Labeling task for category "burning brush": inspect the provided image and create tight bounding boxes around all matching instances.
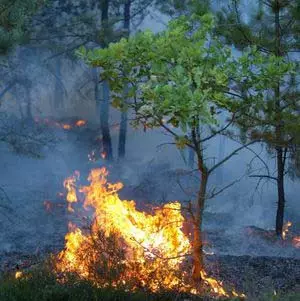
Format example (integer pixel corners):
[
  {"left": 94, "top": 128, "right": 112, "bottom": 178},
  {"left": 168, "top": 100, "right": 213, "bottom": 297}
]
[{"left": 56, "top": 167, "right": 245, "bottom": 298}]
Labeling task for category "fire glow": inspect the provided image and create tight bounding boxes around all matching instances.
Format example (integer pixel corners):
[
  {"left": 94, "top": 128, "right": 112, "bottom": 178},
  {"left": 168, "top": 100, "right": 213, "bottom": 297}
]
[
  {"left": 34, "top": 117, "right": 87, "bottom": 130},
  {"left": 56, "top": 167, "right": 243, "bottom": 297}
]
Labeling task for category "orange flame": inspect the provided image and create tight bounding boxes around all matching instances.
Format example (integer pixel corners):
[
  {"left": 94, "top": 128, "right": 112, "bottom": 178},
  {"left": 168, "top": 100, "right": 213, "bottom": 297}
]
[
  {"left": 15, "top": 271, "right": 23, "bottom": 279},
  {"left": 62, "top": 124, "right": 72, "bottom": 130},
  {"left": 57, "top": 167, "right": 242, "bottom": 297},
  {"left": 76, "top": 120, "right": 86, "bottom": 127},
  {"left": 63, "top": 171, "right": 80, "bottom": 212},
  {"left": 282, "top": 221, "right": 292, "bottom": 240}
]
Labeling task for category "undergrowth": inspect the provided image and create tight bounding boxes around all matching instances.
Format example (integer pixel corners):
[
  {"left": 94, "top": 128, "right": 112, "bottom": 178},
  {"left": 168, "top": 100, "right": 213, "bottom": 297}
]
[{"left": 0, "top": 262, "right": 298, "bottom": 301}]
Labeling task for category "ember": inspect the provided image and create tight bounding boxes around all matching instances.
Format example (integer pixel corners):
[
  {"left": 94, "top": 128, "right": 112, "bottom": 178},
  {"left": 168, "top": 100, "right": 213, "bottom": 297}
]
[
  {"left": 282, "top": 221, "right": 292, "bottom": 240},
  {"left": 34, "top": 117, "right": 87, "bottom": 130},
  {"left": 56, "top": 167, "right": 243, "bottom": 297},
  {"left": 15, "top": 271, "right": 23, "bottom": 279},
  {"left": 292, "top": 237, "right": 300, "bottom": 248},
  {"left": 75, "top": 120, "right": 87, "bottom": 127}
]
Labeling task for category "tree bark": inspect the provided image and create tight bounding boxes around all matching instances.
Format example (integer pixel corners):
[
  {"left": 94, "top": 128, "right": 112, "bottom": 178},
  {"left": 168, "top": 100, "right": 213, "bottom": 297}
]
[
  {"left": 276, "top": 147, "right": 285, "bottom": 236},
  {"left": 101, "top": 80, "right": 113, "bottom": 160},
  {"left": 274, "top": 1, "right": 285, "bottom": 237},
  {"left": 100, "top": 0, "right": 113, "bottom": 161},
  {"left": 192, "top": 154, "right": 208, "bottom": 282},
  {"left": 118, "top": 0, "right": 131, "bottom": 159}
]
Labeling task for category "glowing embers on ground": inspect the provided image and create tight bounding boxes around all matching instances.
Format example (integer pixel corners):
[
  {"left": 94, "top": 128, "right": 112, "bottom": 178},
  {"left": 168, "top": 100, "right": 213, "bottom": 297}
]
[
  {"left": 56, "top": 167, "right": 240, "bottom": 297},
  {"left": 34, "top": 117, "right": 87, "bottom": 130},
  {"left": 282, "top": 221, "right": 300, "bottom": 248},
  {"left": 282, "top": 221, "right": 292, "bottom": 240}
]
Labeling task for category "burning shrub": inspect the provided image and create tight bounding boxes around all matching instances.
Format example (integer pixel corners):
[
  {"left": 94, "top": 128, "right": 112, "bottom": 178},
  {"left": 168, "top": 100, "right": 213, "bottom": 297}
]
[
  {"left": 55, "top": 167, "right": 243, "bottom": 298},
  {"left": 56, "top": 167, "right": 193, "bottom": 293},
  {"left": 57, "top": 227, "right": 127, "bottom": 288}
]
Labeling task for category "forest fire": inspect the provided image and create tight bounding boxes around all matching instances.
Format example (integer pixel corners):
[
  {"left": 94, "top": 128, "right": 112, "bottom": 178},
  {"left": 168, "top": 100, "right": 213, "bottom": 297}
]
[
  {"left": 34, "top": 117, "right": 87, "bottom": 130},
  {"left": 56, "top": 167, "right": 241, "bottom": 297}
]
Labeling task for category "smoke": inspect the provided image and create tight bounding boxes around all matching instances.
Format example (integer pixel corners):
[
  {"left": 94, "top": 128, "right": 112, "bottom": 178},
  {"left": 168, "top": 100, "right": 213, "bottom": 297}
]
[{"left": 0, "top": 2, "right": 299, "bottom": 260}]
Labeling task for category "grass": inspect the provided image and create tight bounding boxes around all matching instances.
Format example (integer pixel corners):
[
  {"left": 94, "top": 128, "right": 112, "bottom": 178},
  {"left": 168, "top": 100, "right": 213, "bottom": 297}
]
[
  {"left": 0, "top": 263, "right": 206, "bottom": 301},
  {"left": 0, "top": 263, "right": 298, "bottom": 301}
]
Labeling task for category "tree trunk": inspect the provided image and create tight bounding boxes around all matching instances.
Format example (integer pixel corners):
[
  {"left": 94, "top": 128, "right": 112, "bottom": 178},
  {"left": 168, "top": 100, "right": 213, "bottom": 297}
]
[
  {"left": 100, "top": 0, "right": 113, "bottom": 161},
  {"left": 101, "top": 80, "right": 113, "bottom": 161},
  {"left": 192, "top": 169, "right": 208, "bottom": 282},
  {"left": 118, "top": 0, "right": 131, "bottom": 159},
  {"left": 276, "top": 147, "right": 285, "bottom": 236},
  {"left": 274, "top": 1, "right": 285, "bottom": 237},
  {"left": 118, "top": 106, "right": 127, "bottom": 159}
]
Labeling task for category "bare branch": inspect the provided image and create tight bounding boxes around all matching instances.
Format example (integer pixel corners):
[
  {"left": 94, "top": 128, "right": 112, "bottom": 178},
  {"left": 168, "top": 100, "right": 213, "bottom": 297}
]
[
  {"left": 249, "top": 175, "right": 277, "bottom": 181},
  {"left": 208, "top": 140, "right": 260, "bottom": 175}
]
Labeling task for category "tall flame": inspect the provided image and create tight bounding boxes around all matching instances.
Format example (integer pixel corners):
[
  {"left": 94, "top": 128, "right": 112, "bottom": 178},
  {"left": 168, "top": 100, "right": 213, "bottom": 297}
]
[
  {"left": 57, "top": 167, "right": 240, "bottom": 297},
  {"left": 63, "top": 171, "right": 80, "bottom": 212}
]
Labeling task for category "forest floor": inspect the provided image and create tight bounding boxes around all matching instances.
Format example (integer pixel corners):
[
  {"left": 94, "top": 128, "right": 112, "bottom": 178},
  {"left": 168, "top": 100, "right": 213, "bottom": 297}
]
[{"left": 0, "top": 251, "right": 299, "bottom": 300}]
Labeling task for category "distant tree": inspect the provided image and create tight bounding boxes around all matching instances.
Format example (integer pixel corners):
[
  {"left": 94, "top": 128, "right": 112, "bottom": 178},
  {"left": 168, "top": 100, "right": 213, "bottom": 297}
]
[
  {"left": 216, "top": 0, "right": 300, "bottom": 237},
  {"left": 155, "top": 0, "right": 211, "bottom": 18},
  {"left": 0, "top": 0, "right": 47, "bottom": 54},
  {"left": 77, "top": 14, "right": 291, "bottom": 282}
]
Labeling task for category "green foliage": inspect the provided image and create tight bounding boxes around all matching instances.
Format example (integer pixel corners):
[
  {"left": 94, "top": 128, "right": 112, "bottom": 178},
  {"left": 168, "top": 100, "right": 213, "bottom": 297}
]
[
  {"left": 155, "top": 0, "right": 211, "bottom": 18},
  {"left": 0, "top": 0, "right": 47, "bottom": 54},
  {"left": 216, "top": 0, "right": 300, "bottom": 175},
  {"left": 77, "top": 12, "right": 293, "bottom": 155}
]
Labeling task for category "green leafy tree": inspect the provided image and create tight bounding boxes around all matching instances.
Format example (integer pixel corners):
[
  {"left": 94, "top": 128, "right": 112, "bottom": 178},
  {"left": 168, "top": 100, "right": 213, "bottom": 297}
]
[
  {"left": 216, "top": 0, "right": 300, "bottom": 237},
  {"left": 77, "top": 13, "right": 292, "bottom": 282},
  {"left": 0, "top": 0, "right": 47, "bottom": 54}
]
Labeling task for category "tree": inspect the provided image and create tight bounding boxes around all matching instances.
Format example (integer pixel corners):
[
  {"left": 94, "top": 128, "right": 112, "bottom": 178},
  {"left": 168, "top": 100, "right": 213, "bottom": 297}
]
[
  {"left": 77, "top": 14, "right": 290, "bottom": 282},
  {"left": 216, "top": 0, "right": 300, "bottom": 237},
  {"left": 0, "top": 0, "right": 46, "bottom": 54},
  {"left": 117, "top": 0, "right": 131, "bottom": 159}
]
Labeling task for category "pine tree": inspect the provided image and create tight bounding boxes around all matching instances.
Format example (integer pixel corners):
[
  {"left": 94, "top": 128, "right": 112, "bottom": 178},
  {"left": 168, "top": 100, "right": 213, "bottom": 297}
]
[
  {"left": 216, "top": 0, "right": 300, "bottom": 237},
  {"left": 0, "top": 0, "right": 46, "bottom": 54}
]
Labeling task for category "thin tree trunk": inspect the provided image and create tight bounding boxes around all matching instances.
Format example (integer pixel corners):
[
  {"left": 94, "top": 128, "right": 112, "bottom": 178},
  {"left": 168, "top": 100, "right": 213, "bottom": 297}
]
[
  {"left": 118, "top": 0, "right": 131, "bottom": 159},
  {"left": 192, "top": 170, "right": 208, "bottom": 281},
  {"left": 274, "top": 1, "right": 285, "bottom": 237},
  {"left": 100, "top": 0, "right": 113, "bottom": 161},
  {"left": 101, "top": 80, "right": 113, "bottom": 160},
  {"left": 276, "top": 147, "right": 285, "bottom": 236}
]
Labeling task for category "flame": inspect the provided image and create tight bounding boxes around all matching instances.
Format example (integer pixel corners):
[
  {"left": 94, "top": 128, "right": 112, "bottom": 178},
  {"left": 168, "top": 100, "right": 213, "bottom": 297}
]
[
  {"left": 63, "top": 171, "right": 80, "bottom": 212},
  {"left": 76, "top": 120, "right": 86, "bottom": 127},
  {"left": 282, "top": 221, "right": 292, "bottom": 239},
  {"left": 15, "top": 271, "right": 23, "bottom": 279},
  {"left": 101, "top": 152, "right": 106, "bottom": 159},
  {"left": 56, "top": 167, "right": 242, "bottom": 297},
  {"left": 34, "top": 117, "right": 87, "bottom": 130},
  {"left": 62, "top": 124, "right": 72, "bottom": 130},
  {"left": 292, "top": 236, "right": 300, "bottom": 248}
]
